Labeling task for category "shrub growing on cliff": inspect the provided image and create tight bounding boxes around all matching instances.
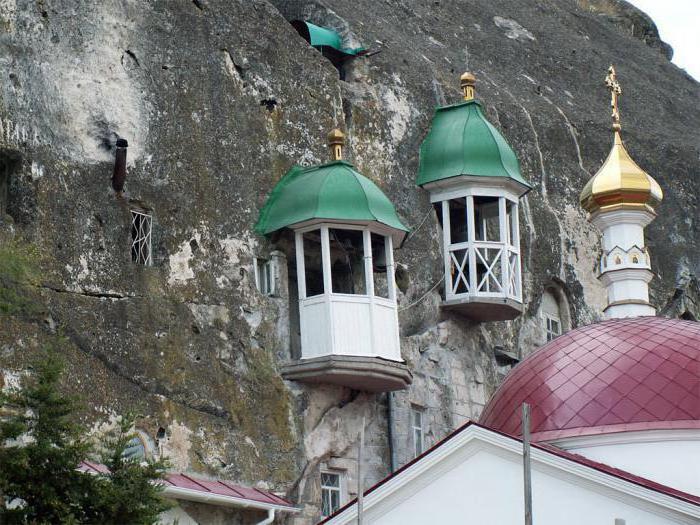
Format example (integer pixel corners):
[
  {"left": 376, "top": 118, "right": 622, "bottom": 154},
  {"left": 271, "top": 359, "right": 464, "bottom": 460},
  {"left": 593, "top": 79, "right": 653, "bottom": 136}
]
[
  {"left": 0, "top": 240, "right": 40, "bottom": 315},
  {"left": 0, "top": 350, "right": 170, "bottom": 524}
]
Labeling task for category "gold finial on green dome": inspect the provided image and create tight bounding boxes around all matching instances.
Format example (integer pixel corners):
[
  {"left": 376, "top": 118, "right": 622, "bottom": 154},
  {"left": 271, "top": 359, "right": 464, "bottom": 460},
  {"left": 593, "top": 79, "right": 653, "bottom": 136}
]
[
  {"left": 460, "top": 72, "right": 476, "bottom": 101},
  {"left": 328, "top": 128, "right": 345, "bottom": 161}
]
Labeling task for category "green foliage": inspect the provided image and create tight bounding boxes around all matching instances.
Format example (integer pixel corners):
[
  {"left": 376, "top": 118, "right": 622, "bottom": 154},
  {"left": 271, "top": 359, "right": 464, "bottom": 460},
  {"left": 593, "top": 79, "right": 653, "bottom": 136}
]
[
  {"left": 0, "top": 349, "right": 170, "bottom": 524},
  {"left": 92, "top": 416, "right": 171, "bottom": 525},
  {"left": 0, "top": 240, "right": 40, "bottom": 315}
]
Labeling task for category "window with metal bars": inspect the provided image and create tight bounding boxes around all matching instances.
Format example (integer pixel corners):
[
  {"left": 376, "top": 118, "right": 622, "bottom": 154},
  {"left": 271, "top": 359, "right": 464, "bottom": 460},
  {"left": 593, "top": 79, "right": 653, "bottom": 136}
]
[
  {"left": 320, "top": 471, "right": 342, "bottom": 517},
  {"left": 130, "top": 210, "right": 152, "bottom": 265}
]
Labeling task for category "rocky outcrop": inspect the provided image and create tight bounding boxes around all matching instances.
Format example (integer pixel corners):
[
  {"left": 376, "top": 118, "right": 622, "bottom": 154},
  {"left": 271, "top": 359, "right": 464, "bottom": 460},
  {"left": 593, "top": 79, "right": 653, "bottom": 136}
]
[
  {"left": 0, "top": 0, "right": 697, "bottom": 522},
  {"left": 577, "top": 0, "right": 674, "bottom": 60}
]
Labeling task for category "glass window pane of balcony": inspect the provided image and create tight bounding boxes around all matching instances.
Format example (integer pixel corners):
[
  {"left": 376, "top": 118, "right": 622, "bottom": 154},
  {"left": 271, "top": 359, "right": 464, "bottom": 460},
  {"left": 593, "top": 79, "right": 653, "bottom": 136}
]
[
  {"left": 371, "top": 233, "right": 390, "bottom": 299},
  {"left": 474, "top": 196, "right": 501, "bottom": 242},
  {"left": 303, "top": 230, "right": 325, "bottom": 297},
  {"left": 329, "top": 228, "right": 366, "bottom": 295}
]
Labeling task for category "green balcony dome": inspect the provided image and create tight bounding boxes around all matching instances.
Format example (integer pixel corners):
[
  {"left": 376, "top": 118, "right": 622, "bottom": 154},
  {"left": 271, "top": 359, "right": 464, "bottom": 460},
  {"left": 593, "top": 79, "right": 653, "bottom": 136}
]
[
  {"left": 256, "top": 155, "right": 408, "bottom": 243},
  {"left": 291, "top": 21, "right": 366, "bottom": 57},
  {"left": 417, "top": 81, "right": 531, "bottom": 194}
]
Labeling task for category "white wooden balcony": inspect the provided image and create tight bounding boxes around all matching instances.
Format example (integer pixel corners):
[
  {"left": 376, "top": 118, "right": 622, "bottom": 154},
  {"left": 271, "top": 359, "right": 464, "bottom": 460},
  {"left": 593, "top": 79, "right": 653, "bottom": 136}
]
[
  {"left": 280, "top": 224, "right": 411, "bottom": 391},
  {"left": 435, "top": 190, "right": 524, "bottom": 321}
]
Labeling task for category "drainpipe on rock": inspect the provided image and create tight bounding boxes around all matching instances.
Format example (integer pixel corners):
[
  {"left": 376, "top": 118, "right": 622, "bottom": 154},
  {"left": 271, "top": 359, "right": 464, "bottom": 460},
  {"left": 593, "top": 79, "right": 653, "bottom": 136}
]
[
  {"left": 387, "top": 391, "right": 397, "bottom": 472},
  {"left": 255, "top": 509, "right": 275, "bottom": 525},
  {"left": 112, "top": 138, "right": 128, "bottom": 195}
]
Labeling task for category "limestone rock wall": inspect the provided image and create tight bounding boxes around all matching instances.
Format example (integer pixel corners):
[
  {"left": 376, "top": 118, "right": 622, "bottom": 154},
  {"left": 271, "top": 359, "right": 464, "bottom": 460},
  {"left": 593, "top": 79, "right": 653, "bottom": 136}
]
[{"left": 0, "top": 0, "right": 698, "bottom": 522}]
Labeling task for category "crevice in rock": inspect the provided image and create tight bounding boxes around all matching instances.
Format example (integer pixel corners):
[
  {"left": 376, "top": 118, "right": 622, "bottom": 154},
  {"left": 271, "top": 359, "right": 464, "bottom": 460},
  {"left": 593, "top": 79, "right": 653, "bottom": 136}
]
[
  {"left": 192, "top": 0, "right": 206, "bottom": 11},
  {"left": 59, "top": 320, "right": 230, "bottom": 420},
  {"left": 38, "top": 284, "right": 134, "bottom": 300}
]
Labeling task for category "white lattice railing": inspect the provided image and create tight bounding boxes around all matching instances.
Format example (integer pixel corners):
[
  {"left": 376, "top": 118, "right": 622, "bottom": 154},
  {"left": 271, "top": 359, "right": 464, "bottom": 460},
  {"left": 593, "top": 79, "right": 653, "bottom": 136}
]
[{"left": 447, "top": 241, "right": 521, "bottom": 302}]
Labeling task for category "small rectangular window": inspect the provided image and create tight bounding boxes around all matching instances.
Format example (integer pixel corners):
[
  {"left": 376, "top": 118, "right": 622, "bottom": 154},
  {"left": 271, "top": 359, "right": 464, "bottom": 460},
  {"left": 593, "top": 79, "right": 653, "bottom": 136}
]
[
  {"left": 255, "top": 257, "right": 275, "bottom": 296},
  {"left": 130, "top": 210, "right": 152, "bottom": 265},
  {"left": 546, "top": 315, "right": 561, "bottom": 342},
  {"left": 320, "top": 471, "right": 343, "bottom": 517},
  {"left": 412, "top": 407, "right": 424, "bottom": 458}
]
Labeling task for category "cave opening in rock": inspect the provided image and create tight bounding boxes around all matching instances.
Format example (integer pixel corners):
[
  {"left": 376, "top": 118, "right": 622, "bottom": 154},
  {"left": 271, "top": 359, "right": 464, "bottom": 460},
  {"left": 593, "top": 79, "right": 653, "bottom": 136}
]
[
  {"left": 0, "top": 153, "right": 21, "bottom": 220},
  {"left": 290, "top": 20, "right": 364, "bottom": 80}
]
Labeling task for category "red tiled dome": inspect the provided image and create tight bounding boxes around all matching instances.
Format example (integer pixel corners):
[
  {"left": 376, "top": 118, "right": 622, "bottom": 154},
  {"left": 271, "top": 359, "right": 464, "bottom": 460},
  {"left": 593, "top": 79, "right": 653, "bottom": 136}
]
[{"left": 479, "top": 317, "right": 700, "bottom": 441}]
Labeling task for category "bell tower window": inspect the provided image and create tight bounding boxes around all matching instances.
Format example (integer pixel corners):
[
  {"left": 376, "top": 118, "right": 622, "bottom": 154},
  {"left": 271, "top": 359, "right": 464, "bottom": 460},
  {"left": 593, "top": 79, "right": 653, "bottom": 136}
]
[{"left": 130, "top": 209, "right": 152, "bottom": 265}]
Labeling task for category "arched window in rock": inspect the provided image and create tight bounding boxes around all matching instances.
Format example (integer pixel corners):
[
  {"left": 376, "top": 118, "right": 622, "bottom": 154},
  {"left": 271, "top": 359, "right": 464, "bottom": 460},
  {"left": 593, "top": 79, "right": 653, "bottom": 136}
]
[
  {"left": 122, "top": 430, "right": 154, "bottom": 461},
  {"left": 540, "top": 284, "right": 571, "bottom": 343}
]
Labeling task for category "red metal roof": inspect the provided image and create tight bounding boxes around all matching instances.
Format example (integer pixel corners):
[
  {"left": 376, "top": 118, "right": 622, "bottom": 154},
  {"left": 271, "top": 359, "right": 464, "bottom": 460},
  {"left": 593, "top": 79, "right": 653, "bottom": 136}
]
[
  {"left": 78, "top": 462, "right": 294, "bottom": 508},
  {"left": 479, "top": 317, "right": 700, "bottom": 441},
  {"left": 319, "top": 420, "right": 700, "bottom": 524}
]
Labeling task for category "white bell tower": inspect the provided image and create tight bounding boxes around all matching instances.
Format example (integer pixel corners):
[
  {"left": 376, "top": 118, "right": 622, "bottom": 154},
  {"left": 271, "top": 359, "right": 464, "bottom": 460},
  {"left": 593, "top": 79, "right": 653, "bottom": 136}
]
[{"left": 580, "top": 66, "right": 663, "bottom": 319}]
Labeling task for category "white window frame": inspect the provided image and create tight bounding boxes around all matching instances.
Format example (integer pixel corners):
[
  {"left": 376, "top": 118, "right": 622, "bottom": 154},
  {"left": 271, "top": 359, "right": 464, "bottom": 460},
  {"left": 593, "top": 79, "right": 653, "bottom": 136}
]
[
  {"left": 545, "top": 313, "right": 561, "bottom": 342},
  {"left": 293, "top": 223, "right": 396, "bottom": 302},
  {"left": 254, "top": 257, "right": 276, "bottom": 296},
  {"left": 412, "top": 407, "right": 425, "bottom": 458},
  {"left": 130, "top": 209, "right": 152, "bottom": 266},
  {"left": 320, "top": 470, "right": 344, "bottom": 518}
]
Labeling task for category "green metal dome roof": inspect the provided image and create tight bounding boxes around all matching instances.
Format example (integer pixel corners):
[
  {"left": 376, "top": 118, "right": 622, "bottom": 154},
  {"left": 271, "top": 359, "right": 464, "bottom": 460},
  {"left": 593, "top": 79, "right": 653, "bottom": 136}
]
[
  {"left": 291, "top": 21, "right": 366, "bottom": 56},
  {"left": 417, "top": 100, "right": 531, "bottom": 193},
  {"left": 256, "top": 160, "right": 408, "bottom": 240}
]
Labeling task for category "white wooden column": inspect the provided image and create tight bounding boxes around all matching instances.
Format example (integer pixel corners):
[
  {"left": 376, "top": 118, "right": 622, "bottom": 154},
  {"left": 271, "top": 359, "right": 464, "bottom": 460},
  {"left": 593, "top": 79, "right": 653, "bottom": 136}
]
[
  {"left": 499, "top": 197, "right": 509, "bottom": 296},
  {"left": 466, "top": 196, "right": 477, "bottom": 295},
  {"left": 294, "top": 231, "right": 306, "bottom": 300},
  {"left": 320, "top": 226, "right": 332, "bottom": 295},
  {"left": 385, "top": 235, "right": 396, "bottom": 302},
  {"left": 441, "top": 200, "right": 452, "bottom": 299},
  {"left": 320, "top": 226, "right": 334, "bottom": 353},
  {"left": 514, "top": 202, "right": 522, "bottom": 300},
  {"left": 363, "top": 229, "right": 375, "bottom": 297},
  {"left": 364, "top": 229, "right": 377, "bottom": 357}
]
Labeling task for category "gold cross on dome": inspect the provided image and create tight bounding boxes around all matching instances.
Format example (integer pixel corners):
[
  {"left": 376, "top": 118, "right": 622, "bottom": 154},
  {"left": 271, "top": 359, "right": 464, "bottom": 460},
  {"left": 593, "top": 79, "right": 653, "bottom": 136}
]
[{"left": 605, "top": 65, "right": 622, "bottom": 131}]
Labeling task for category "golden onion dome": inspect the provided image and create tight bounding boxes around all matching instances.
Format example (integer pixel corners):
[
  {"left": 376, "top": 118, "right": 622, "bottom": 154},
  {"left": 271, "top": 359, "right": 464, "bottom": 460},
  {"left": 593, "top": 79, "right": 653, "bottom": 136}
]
[
  {"left": 580, "top": 131, "right": 663, "bottom": 214},
  {"left": 580, "top": 65, "right": 663, "bottom": 214}
]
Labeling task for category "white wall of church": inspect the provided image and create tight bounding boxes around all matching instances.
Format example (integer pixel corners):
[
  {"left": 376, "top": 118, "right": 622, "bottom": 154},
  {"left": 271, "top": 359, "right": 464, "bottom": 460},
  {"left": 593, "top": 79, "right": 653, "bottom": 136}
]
[
  {"left": 558, "top": 431, "right": 700, "bottom": 497},
  {"left": 327, "top": 443, "right": 697, "bottom": 525}
]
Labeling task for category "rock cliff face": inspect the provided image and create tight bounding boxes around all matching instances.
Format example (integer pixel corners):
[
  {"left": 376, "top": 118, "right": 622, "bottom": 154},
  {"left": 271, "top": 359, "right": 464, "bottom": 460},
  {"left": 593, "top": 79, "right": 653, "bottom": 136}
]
[{"left": 0, "top": 0, "right": 697, "bottom": 522}]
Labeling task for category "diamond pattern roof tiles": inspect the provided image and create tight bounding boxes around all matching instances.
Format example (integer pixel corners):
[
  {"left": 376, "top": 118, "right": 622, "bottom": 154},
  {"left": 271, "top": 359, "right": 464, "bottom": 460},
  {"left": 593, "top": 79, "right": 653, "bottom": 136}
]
[{"left": 479, "top": 317, "right": 700, "bottom": 441}]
